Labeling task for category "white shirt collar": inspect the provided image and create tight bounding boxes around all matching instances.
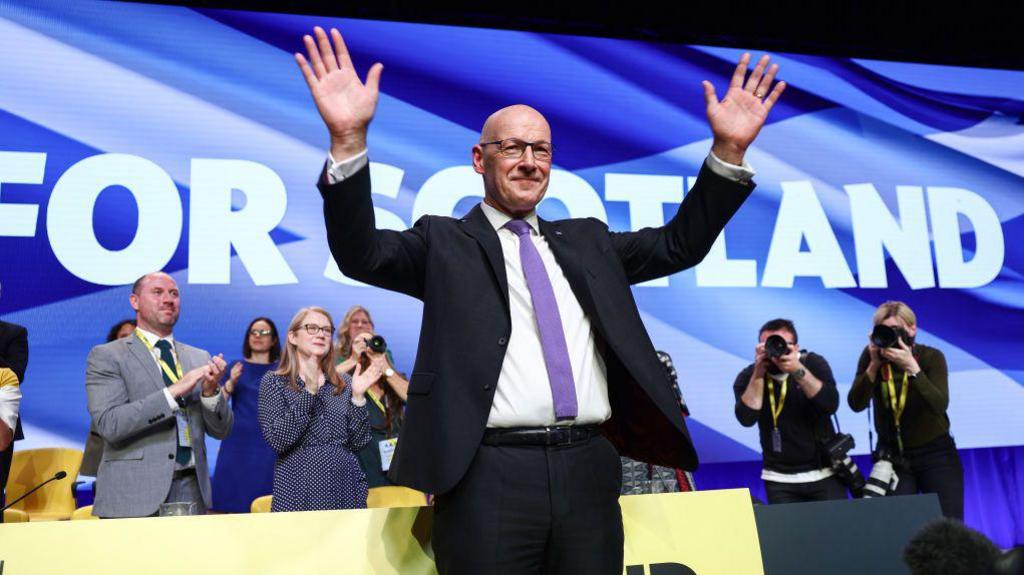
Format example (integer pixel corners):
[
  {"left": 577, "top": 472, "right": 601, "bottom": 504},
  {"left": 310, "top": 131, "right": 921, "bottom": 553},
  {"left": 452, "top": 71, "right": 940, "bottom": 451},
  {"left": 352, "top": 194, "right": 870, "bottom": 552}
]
[
  {"left": 479, "top": 201, "right": 541, "bottom": 236},
  {"left": 135, "top": 326, "right": 174, "bottom": 347}
]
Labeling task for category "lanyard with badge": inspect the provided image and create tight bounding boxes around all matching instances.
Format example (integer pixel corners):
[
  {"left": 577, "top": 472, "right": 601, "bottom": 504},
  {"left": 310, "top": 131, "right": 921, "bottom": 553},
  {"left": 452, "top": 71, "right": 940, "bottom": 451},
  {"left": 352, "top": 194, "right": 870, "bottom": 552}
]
[
  {"left": 881, "top": 363, "right": 909, "bottom": 453},
  {"left": 766, "top": 375, "right": 788, "bottom": 453},
  {"left": 135, "top": 329, "right": 193, "bottom": 450},
  {"left": 367, "top": 389, "right": 398, "bottom": 472}
]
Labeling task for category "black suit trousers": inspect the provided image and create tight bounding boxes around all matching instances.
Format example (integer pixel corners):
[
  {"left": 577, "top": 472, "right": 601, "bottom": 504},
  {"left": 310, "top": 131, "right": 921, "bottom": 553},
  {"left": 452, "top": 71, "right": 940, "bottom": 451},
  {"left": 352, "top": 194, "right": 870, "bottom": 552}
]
[{"left": 432, "top": 435, "right": 624, "bottom": 575}]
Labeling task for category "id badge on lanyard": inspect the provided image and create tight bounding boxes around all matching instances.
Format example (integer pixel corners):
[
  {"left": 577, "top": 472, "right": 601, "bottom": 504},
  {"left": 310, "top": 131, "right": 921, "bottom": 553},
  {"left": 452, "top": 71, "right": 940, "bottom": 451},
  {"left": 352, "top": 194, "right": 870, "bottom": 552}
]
[
  {"left": 176, "top": 411, "right": 193, "bottom": 448},
  {"left": 378, "top": 437, "right": 398, "bottom": 472}
]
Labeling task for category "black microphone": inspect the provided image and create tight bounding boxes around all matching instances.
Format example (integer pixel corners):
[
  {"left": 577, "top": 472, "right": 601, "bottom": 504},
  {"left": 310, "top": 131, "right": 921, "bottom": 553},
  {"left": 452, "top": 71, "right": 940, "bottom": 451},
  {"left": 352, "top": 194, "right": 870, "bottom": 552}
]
[{"left": 1, "top": 470, "right": 67, "bottom": 512}]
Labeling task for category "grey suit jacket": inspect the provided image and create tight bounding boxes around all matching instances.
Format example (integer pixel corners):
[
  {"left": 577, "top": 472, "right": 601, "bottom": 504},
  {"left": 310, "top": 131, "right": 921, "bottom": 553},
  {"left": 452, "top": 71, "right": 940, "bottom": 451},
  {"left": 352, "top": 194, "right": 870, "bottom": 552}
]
[{"left": 85, "top": 335, "right": 233, "bottom": 518}]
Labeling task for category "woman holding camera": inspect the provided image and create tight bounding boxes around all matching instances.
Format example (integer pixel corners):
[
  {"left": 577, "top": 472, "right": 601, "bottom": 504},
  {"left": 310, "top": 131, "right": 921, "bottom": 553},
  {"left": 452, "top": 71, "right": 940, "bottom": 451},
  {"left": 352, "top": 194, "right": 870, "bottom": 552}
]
[
  {"left": 334, "top": 305, "right": 409, "bottom": 487},
  {"left": 258, "top": 306, "right": 378, "bottom": 511},
  {"left": 848, "top": 301, "right": 963, "bottom": 519}
]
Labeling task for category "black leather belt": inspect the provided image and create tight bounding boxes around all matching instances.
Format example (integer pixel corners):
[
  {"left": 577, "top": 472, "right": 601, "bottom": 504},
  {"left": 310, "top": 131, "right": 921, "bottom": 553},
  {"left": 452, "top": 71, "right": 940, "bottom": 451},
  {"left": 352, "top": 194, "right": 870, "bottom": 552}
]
[
  {"left": 482, "top": 425, "right": 600, "bottom": 447},
  {"left": 172, "top": 468, "right": 197, "bottom": 480}
]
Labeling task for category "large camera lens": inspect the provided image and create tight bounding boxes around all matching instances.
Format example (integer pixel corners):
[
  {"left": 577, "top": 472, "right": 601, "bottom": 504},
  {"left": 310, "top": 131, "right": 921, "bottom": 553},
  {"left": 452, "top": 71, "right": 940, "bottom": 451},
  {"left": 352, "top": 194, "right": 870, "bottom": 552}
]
[
  {"left": 764, "top": 334, "right": 789, "bottom": 359},
  {"left": 871, "top": 325, "right": 900, "bottom": 348},
  {"left": 367, "top": 335, "right": 388, "bottom": 354}
]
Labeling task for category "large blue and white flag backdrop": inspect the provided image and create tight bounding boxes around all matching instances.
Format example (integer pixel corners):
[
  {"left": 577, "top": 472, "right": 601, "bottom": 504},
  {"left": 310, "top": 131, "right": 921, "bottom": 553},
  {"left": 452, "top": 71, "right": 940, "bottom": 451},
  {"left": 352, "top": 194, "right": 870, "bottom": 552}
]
[{"left": 1, "top": 0, "right": 1022, "bottom": 464}]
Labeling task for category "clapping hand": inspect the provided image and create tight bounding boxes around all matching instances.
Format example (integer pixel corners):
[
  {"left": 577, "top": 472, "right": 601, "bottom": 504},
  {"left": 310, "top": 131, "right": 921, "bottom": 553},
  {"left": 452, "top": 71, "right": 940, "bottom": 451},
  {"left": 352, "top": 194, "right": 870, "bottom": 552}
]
[
  {"left": 225, "top": 361, "right": 243, "bottom": 395},
  {"left": 703, "top": 53, "right": 786, "bottom": 165},
  {"left": 201, "top": 354, "right": 227, "bottom": 397},
  {"left": 350, "top": 361, "right": 383, "bottom": 403}
]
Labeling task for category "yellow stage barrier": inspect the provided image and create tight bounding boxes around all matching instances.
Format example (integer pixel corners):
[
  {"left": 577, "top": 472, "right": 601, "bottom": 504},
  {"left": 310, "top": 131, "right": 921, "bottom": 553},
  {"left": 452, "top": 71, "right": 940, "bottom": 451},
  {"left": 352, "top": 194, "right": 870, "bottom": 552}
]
[{"left": 0, "top": 488, "right": 762, "bottom": 574}]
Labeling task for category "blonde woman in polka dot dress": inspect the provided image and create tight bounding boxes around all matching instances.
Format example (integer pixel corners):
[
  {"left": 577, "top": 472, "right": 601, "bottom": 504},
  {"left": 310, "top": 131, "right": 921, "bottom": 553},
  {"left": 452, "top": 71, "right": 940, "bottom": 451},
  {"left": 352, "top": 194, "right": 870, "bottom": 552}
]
[{"left": 258, "top": 306, "right": 380, "bottom": 512}]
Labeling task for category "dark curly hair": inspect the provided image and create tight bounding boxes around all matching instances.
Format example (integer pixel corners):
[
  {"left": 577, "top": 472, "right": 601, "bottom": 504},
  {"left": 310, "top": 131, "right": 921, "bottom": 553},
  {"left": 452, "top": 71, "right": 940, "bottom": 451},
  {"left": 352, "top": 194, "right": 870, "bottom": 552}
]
[{"left": 904, "top": 519, "right": 999, "bottom": 575}]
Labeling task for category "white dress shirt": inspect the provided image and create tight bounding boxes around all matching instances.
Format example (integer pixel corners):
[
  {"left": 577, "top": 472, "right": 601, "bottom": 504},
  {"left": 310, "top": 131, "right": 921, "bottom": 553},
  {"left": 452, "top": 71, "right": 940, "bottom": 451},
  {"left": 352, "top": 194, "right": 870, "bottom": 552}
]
[
  {"left": 134, "top": 328, "right": 221, "bottom": 468},
  {"left": 0, "top": 368, "right": 20, "bottom": 437},
  {"left": 325, "top": 148, "right": 754, "bottom": 427}
]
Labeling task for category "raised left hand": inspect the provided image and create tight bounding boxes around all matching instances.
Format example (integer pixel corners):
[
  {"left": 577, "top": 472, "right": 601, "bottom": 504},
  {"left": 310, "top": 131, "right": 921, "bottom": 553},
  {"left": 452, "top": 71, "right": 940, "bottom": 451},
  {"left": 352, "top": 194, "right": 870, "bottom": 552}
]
[
  {"left": 202, "top": 354, "right": 227, "bottom": 396},
  {"left": 703, "top": 53, "right": 786, "bottom": 165},
  {"left": 881, "top": 339, "right": 920, "bottom": 375}
]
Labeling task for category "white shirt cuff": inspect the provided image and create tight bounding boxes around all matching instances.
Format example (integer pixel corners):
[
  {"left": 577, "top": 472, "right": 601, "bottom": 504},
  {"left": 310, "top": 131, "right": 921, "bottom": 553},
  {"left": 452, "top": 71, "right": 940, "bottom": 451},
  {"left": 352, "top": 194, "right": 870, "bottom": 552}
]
[
  {"left": 326, "top": 149, "right": 370, "bottom": 185},
  {"left": 163, "top": 388, "right": 179, "bottom": 412},
  {"left": 706, "top": 151, "right": 755, "bottom": 184},
  {"left": 351, "top": 394, "right": 367, "bottom": 407},
  {"left": 200, "top": 391, "right": 222, "bottom": 411},
  {"left": 0, "top": 386, "right": 21, "bottom": 432}
]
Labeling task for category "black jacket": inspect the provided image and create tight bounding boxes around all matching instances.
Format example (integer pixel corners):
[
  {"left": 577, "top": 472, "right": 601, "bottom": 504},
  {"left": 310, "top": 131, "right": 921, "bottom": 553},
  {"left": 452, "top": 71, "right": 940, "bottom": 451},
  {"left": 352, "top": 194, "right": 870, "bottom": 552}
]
[
  {"left": 321, "top": 162, "right": 753, "bottom": 494},
  {"left": 734, "top": 352, "right": 839, "bottom": 473}
]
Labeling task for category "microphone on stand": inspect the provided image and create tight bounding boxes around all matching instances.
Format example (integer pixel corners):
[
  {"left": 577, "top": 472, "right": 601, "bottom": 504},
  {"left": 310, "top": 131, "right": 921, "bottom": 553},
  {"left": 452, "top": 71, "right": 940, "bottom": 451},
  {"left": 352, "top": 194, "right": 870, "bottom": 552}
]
[{"left": 1, "top": 471, "right": 67, "bottom": 512}]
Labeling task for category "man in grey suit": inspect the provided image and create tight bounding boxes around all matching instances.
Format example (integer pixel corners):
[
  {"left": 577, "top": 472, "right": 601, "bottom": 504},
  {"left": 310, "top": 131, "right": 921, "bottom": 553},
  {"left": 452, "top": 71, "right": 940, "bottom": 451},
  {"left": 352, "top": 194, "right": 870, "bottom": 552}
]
[{"left": 86, "top": 272, "right": 232, "bottom": 518}]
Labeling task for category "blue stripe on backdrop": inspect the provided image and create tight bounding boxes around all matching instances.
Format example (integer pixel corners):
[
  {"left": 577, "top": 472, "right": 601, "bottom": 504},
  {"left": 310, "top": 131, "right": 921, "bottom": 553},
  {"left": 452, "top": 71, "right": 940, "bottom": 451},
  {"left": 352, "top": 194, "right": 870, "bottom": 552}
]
[{"left": 2, "top": 0, "right": 1022, "bottom": 549}]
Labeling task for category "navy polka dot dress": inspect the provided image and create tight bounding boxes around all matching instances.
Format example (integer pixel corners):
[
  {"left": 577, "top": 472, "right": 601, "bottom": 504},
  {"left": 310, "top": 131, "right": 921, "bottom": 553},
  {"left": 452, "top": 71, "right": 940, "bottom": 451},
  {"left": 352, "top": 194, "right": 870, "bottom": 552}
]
[{"left": 258, "top": 371, "right": 371, "bottom": 512}]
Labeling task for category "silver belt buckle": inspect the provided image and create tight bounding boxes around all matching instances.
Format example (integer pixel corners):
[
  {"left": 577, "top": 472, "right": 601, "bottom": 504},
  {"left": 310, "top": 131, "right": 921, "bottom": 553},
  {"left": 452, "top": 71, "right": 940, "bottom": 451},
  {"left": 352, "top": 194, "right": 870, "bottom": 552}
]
[{"left": 550, "top": 426, "right": 574, "bottom": 447}]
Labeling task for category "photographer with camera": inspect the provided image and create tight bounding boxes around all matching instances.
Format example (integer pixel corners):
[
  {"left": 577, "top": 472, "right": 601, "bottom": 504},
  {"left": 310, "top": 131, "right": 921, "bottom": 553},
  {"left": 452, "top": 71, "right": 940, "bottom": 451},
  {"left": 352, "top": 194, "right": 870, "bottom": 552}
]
[
  {"left": 734, "top": 319, "right": 849, "bottom": 503},
  {"left": 848, "top": 301, "right": 963, "bottom": 519},
  {"left": 334, "top": 305, "right": 409, "bottom": 487}
]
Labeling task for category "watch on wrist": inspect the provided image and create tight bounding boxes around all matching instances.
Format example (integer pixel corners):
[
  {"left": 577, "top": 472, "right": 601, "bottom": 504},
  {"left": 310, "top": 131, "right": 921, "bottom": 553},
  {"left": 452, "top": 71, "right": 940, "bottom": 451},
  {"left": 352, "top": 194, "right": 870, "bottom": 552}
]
[
  {"left": 792, "top": 367, "right": 806, "bottom": 381},
  {"left": 384, "top": 368, "right": 395, "bottom": 378}
]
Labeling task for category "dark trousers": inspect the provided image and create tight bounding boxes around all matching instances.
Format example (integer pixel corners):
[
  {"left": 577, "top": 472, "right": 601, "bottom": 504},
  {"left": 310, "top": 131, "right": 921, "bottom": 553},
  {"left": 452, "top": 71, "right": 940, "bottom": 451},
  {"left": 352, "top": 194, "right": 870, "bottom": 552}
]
[
  {"left": 892, "top": 434, "right": 964, "bottom": 520},
  {"left": 0, "top": 442, "right": 11, "bottom": 523},
  {"left": 432, "top": 435, "right": 624, "bottom": 575},
  {"left": 764, "top": 475, "right": 848, "bottom": 504}
]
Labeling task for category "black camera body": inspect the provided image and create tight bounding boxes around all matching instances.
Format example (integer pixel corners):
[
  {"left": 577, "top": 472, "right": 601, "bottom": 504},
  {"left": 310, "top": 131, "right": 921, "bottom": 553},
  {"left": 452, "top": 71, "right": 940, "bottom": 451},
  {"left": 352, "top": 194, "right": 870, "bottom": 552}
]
[
  {"left": 764, "top": 334, "right": 790, "bottom": 359},
  {"left": 871, "top": 324, "right": 908, "bottom": 349},
  {"left": 367, "top": 335, "right": 388, "bottom": 354},
  {"left": 823, "top": 432, "right": 866, "bottom": 497}
]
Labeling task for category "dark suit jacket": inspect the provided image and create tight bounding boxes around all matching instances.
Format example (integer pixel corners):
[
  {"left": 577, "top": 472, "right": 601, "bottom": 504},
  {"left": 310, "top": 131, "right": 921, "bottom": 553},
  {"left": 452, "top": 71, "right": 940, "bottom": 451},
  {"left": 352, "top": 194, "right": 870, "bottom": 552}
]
[
  {"left": 320, "top": 162, "right": 754, "bottom": 495},
  {"left": 0, "top": 320, "right": 28, "bottom": 441}
]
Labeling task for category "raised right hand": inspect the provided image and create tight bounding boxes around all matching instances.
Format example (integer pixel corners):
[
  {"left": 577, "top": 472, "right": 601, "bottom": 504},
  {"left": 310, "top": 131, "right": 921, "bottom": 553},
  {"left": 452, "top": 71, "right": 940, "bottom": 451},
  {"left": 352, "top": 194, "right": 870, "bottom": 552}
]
[
  {"left": 295, "top": 27, "right": 383, "bottom": 160},
  {"left": 225, "top": 362, "right": 243, "bottom": 395},
  {"left": 351, "top": 333, "right": 371, "bottom": 357},
  {"left": 752, "top": 343, "right": 768, "bottom": 378},
  {"left": 350, "top": 361, "right": 383, "bottom": 403}
]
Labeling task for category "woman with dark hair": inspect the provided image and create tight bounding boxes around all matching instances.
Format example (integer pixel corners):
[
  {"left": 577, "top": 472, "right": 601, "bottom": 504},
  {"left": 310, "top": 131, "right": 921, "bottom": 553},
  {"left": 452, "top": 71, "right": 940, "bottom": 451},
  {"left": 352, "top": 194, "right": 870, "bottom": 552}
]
[
  {"left": 849, "top": 301, "right": 963, "bottom": 519},
  {"left": 106, "top": 319, "right": 136, "bottom": 343},
  {"left": 209, "top": 317, "right": 282, "bottom": 513},
  {"left": 258, "top": 306, "right": 377, "bottom": 511}
]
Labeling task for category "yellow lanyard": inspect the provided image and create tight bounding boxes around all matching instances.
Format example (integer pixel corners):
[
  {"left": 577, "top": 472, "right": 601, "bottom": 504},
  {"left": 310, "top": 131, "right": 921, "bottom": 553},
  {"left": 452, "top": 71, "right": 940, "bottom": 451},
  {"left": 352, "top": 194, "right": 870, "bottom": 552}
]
[
  {"left": 766, "top": 375, "right": 788, "bottom": 429},
  {"left": 135, "top": 329, "right": 184, "bottom": 384},
  {"left": 883, "top": 364, "right": 909, "bottom": 425},
  {"left": 367, "top": 387, "right": 386, "bottom": 414}
]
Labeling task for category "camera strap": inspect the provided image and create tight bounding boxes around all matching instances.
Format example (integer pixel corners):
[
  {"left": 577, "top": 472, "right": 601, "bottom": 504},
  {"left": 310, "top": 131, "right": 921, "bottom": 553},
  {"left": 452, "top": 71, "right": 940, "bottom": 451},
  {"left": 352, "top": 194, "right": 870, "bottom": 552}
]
[
  {"left": 367, "top": 387, "right": 387, "bottom": 414},
  {"left": 882, "top": 363, "right": 909, "bottom": 452},
  {"left": 766, "top": 375, "right": 788, "bottom": 452}
]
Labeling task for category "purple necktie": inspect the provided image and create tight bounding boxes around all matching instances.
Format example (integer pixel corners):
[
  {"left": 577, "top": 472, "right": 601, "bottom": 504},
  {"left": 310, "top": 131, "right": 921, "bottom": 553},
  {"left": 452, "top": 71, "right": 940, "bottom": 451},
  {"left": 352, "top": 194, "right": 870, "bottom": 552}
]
[{"left": 504, "top": 219, "right": 578, "bottom": 420}]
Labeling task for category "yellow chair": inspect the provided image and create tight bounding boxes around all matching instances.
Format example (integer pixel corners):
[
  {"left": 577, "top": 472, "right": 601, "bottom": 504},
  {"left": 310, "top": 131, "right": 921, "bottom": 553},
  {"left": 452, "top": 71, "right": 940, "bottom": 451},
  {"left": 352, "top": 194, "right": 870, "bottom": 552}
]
[
  {"left": 71, "top": 505, "right": 99, "bottom": 520},
  {"left": 367, "top": 486, "right": 428, "bottom": 509},
  {"left": 250, "top": 495, "right": 272, "bottom": 513},
  {"left": 7, "top": 447, "right": 84, "bottom": 521},
  {"left": 3, "top": 508, "right": 30, "bottom": 523}
]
